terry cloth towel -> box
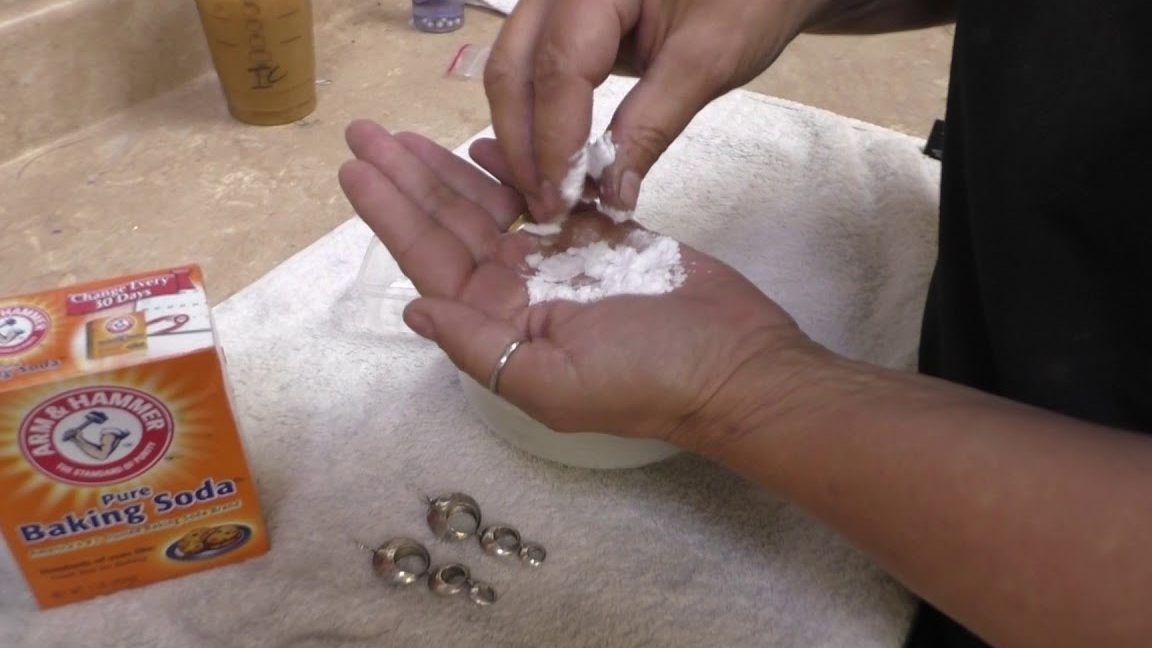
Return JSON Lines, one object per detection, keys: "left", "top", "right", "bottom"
{"left": 0, "top": 76, "right": 940, "bottom": 647}
{"left": 465, "top": 0, "right": 518, "bottom": 14}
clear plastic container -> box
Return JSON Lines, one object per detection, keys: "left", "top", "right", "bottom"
{"left": 354, "top": 239, "right": 419, "bottom": 335}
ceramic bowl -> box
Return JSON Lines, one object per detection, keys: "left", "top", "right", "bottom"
{"left": 459, "top": 372, "right": 680, "bottom": 469}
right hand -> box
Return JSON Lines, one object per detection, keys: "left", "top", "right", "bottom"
{"left": 484, "top": 0, "right": 819, "bottom": 219}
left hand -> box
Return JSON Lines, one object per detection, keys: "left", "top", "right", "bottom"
{"left": 338, "top": 120, "right": 820, "bottom": 450}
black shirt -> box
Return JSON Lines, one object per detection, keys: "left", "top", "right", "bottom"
{"left": 912, "top": 0, "right": 1152, "bottom": 646}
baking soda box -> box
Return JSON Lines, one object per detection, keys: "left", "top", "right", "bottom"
{"left": 0, "top": 266, "right": 268, "bottom": 607}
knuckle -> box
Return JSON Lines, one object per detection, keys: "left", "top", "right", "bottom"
{"left": 422, "top": 183, "right": 453, "bottom": 214}
{"left": 531, "top": 39, "right": 575, "bottom": 87}
{"left": 626, "top": 123, "right": 675, "bottom": 166}
{"left": 372, "top": 137, "right": 407, "bottom": 171}
{"left": 662, "top": 30, "right": 745, "bottom": 94}
{"left": 483, "top": 50, "right": 520, "bottom": 93}
{"left": 679, "top": 46, "right": 736, "bottom": 93}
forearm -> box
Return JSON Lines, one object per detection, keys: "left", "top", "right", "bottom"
{"left": 704, "top": 350, "right": 1152, "bottom": 647}
{"left": 803, "top": 0, "right": 956, "bottom": 34}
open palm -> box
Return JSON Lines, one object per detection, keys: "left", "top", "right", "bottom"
{"left": 338, "top": 121, "right": 810, "bottom": 447}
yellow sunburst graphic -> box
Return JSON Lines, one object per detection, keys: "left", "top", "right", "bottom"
{"left": 0, "top": 365, "right": 219, "bottom": 514}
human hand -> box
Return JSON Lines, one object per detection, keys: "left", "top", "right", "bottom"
{"left": 338, "top": 120, "right": 822, "bottom": 450}
{"left": 484, "top": 0, "right": 817, "bottom": 220}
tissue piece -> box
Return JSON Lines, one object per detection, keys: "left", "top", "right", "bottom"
{"left": 559, "top": 132, "right": 627, "bottom": 222}
{"left": 586, "top": 132, "right": 616, "bottom": 180}
{"left": 559, "top": 147, "right": 590, "bottom": 207}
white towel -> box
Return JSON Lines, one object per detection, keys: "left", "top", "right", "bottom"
{"left": 0, "top": 77, "right": 940, "bottom": 648}
{"left": 465, "top": 0, "right": 518, "bottom": 15}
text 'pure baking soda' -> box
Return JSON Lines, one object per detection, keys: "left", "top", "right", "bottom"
{"left": 0, "top": 266, "right": 268, "bottom": 607}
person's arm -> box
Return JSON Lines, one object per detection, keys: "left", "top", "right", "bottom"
{"left": 806, "top": 0, "right": 956, "bottom": 33}
{"left": 694, "top": 349, "right": 1152, "bottom": 647}
{"left": 342, "top": 123, "right": 1152, "bottom": 647}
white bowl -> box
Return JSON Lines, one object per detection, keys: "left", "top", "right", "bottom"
{"left": 459, "top": 372, "right": 680, "bottom": 469}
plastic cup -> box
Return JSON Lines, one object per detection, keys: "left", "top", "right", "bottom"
{"left": 194, "top": 0, "right": 317, "bottom": 125}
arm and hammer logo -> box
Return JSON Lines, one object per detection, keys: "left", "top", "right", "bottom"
{"left": 104, "top": 317, "right": 137, "bottom": 335}
{"left": 0, "top": 305, "right": 50, "bottom": 356}
{"left": 18, "top": 386, "right": 175, "bottom": 486}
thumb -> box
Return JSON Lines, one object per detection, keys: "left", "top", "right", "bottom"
{"left": 600, "top": 41, "right": 728, "bottom": 213}
{"left": 403, "top": 298, "right": 567, "bottom": 405}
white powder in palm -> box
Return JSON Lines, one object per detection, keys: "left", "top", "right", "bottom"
{"left": 523, "top": 231, "right": 686, "bottom": 304}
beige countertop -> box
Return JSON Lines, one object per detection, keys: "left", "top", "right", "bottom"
{"left": 0, "top": 3, "right": 951, "bottom": 303}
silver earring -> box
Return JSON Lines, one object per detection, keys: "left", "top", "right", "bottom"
{"left": 426, "top": 493, "right": 482, "bottom": 542}
{"left": 427, "top": 563, "right": 471, "bottom": 597}
{"left": 478, "top": 524, "right": 522, "bottom": 557}
{"left": 370, "top": 537, "right": 430, "bottom": 586}
{"left": 466, "top": 579, "right": 498, "bottom": 606}
{"left": 518, "top": 542, "right": 546, "bottom": 567}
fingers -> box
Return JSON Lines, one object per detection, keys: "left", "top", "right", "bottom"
{"left": 404, "top": 298, "right": 570, "bottom": 407}
{"left": 485, "top": 0, "right": 552, "bottom": 211}
{"left": 599, "top": 36, "right": 729, "bottom": 213}
{"left": 338, "top": 159, "right": 472, "bottom": 299}
{"left": 394, "top": 132, "right": 525, "bottom": 230}
{"left": 345, "top": 120, "right": 501, "bottom": 262}
{"left": 487, "top": 0, "right": 641, "bottom": 220}
{"left": 468, "top": 138, "right": 518, "bottom": 188}
{"left": 530, "top": 0, "right": 639, "bottom": 218}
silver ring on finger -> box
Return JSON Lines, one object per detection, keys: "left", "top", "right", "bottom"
{"left": 487, "top": 337, "right": 528, "bottom": 395}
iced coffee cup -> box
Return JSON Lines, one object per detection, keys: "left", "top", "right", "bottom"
{"left": 194, "top": 0, "right": 317, "bottom": 125}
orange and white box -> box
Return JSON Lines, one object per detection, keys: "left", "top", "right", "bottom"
{"left": 0, "top": 265, "right": 268, "bottom": 608}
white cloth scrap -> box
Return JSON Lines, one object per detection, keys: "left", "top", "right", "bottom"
{"left": 0, "top": 77, "right": 940, "bottom": 647}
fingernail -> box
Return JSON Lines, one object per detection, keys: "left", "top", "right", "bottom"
{"left": 406, "top": 312, "right": 435, "bottom": 339}
{"left": 535, "top": 179, "right": 554, "bottom": 212}
{"left": 536, "top": 179, "right": 567, "bottom": 220}
{"left": 619, "top": 170, "right": 641, "bottom": 209}
{"left": 525, "top": 194, "right": 547, "bottom": 219}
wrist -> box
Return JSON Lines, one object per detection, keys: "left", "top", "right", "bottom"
{"left": 680, "top": 341, "right": 881, "bottom": 470}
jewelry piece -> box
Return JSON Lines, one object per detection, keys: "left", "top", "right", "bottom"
{"left": 507, "top": 213, "right": 530, "bottom": 233}
{"left": 371, "top": 537, "right": 431, "bottom": 586}
{"left": 518, "top": 542, "right": 547, "bottom": 567}
{"left": 426, "top": 493, "right": 482, "bottom": 542}
{"left": 487, "top": 338, "right": 527, "bottom": 394}
{"left": 427, "top": 563, "right": 471, "bottom": 597}
{"left": 467, "top": 579, "right": 498, "bottom": 606}
{"left": 478, "top": 525, "right": 522, "bottom": 558}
